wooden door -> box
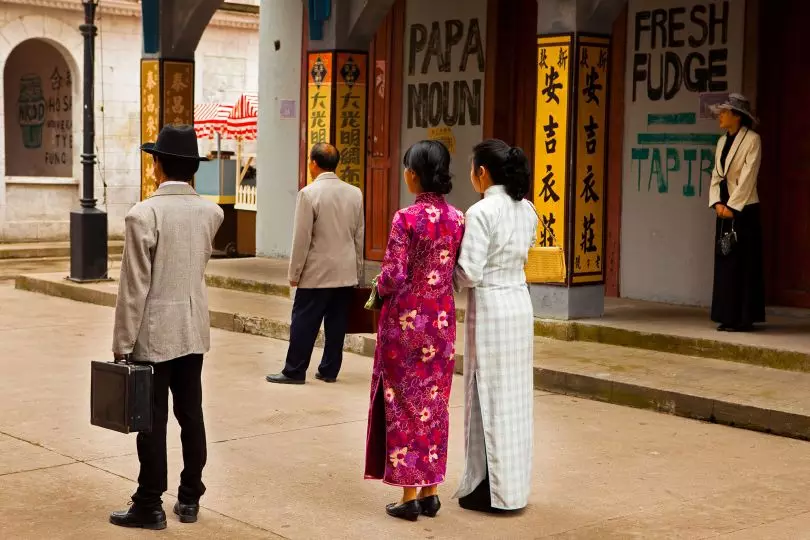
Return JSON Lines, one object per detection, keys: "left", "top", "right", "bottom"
{"left": 758, "top": 0, "right": 810, "bottom": 307}
{"left": 364, "top": 0, "right": 405, "bottom": 261}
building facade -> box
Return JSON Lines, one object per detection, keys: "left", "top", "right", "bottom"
{"left": 0, "top": 0, "right": 258, "bottom": 242}
{"left": 249, "top": 0, "right": 810, "bottom": 316}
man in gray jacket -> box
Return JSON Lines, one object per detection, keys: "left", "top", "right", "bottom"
{"left": 109, "top": 125, "right": 223, "bottom": 530}
{"left": 266, "top": 143, "right": 364, "bottom": 385}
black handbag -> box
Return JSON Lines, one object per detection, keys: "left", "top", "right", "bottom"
{"left": 91, "top": 357, "right": 153, "bottom": 434}
{"left": 718, "top": 219, "right": 737, "bottom": 256}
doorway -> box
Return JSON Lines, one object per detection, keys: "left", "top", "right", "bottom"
{"left": 758, "top": 0, "right": 810, "bottom": 308}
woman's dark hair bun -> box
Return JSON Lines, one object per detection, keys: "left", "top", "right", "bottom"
{"left": 472, "top": 139, "right": 531, "bottom": 201}
{"left": 403, "top": 140, "right": 453, "bottom": 195}
{"left": 431, "top": 170, "right": 453, "bottom": 195}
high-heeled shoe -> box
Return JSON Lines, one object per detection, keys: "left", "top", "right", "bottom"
{"left": 419, "top": 495, "right": 441, "bottom": 517}
{"left": 385, "top": 499, "right": 421, "bottom": 522}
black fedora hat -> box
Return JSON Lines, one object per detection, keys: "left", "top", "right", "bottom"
{"left": 141, "top": 124, "right": 209, "bottom": 161}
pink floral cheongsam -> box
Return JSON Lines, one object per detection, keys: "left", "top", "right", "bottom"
{"left": 364, "top": 192, "right": 465, "bottom": 487}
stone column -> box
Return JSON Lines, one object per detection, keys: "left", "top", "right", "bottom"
{"left": 305, "top": 0, "right": 370, "bottom": 193}
{"left": 529, "top": 0, "right": 623, "bottom": 319}
{"left": 254, "top": 0, "right": 304, "bottom": 257}
{"left": 139, "top": 0, "right": 199, "bottom": 200}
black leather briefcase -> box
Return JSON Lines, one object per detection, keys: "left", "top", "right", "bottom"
{"left": 90, "top": 359, "right": 153, "bottom": 434}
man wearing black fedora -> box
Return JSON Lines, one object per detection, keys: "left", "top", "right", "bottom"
{"left": 110, "top": 125, "right": 224, "bottom": 530}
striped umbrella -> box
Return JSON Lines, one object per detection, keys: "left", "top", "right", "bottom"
{"left": 226, "top": 93, "right": 259, "bottom": 141}
{"left": 193, "top": 103, "right": 232, "bottom": 139}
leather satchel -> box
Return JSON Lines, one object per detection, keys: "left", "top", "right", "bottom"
{"left": 90, "top": 357, "right": 153, "bottom": 434}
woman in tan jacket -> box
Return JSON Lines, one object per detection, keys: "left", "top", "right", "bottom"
{"left": 708, "top": 94, "right": 765, "bottom": 332}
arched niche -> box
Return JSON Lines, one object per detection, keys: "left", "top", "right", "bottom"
{"left": 4, "top": 38, "right": 74, "bottom": 177}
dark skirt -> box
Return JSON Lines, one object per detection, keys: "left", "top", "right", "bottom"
{"left": 711, "top": 203, "right": 766, "bottom": 328}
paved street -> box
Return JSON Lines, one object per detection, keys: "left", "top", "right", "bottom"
{"left": 2, "top": 283, "right": 810, "bottom": 539}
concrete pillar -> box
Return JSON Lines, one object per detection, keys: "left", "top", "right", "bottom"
{"left": 255, "top": 0, "right": 304, "bottom": 257}
{"left": 139, "top": 0, "right": 220, "bottom": 199}
{"left": 529, "top": 0, "right": 623, "bottom": 319}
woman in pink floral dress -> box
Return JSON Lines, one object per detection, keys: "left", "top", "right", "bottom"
{"left": 364, "top": 140, "right": 465, "bottom": 522}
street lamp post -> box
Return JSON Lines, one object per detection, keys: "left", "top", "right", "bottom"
{"left": 69, "top": 0, "right": 108, "bottom": 282}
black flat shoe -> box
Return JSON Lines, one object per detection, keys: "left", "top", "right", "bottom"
{"left": 385, "top": 499, "right": 421, "bottom": 522}
{"left": 265, "top": 373, "right": 305, "bottom": 385}
{"left": 717, "top": 324, "right": 728, "bottom": 332}
{"left": 174, "top": 501, "right": 200, "bottom": 523}
{"left": 315, "top": 372, "right": 337, "bottom": 383}
{"left": 110, "top": 504, "right": 167, "bottom": 530}
{"left": 419, "top": 495, "right": 441, "bottom": 517}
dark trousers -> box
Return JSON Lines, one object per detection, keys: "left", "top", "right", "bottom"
{"left": 132, "top": 354, "right": 207, "bottom": 509}
{"left": 282, "top": 287, "right": 352, "bottom": 381}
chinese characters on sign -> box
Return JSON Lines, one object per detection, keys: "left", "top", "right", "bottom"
{"left": 163, "top": 61, "right": 194, "bottom": 126}
{"left": 335, "top": 53, "right": 367, "bottom": 191}
{"left": 306, "top": 52, "right": 333, "bottom": 183}
{"left": 140, "top": 60, "right": 160, "bottom": 200}
{"left": 532, "top": 35, "right": 572, "bottom": 277}
{"left": 572, "top": 37, "right": 609, "bottom": 284}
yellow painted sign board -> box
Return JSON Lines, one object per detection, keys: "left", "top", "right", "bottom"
{"left": 335, "top": 53, "right": 367, "bottom": 192}
{"left": 533, "top": 35, "right": 573, "bottom": 283}
{"left": 572, "top": 37, "right": 609, "bottom": 284}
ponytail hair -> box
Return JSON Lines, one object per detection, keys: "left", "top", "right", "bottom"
{"left": 472, "top": 139, "right": 530, "bottom": 201}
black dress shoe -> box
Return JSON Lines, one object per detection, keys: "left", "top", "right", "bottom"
{"left": 419, "top": 495, "right": 441, "bottom": 517}
{"left": 717, "top": 324, "right": 728, "bottom": 332}
{"left": 110, "top": 504, "right": 167, "bottom": 530}
{"left": 174, "top": 501, "right": 200, "bottom": 523}
{"left": 385, "top": 499, "right": 421, "bottom": 522}
{"left": 266, "top": 373, "right": 305, "bottom": 385}
{"left": 315, "top": 372, "right": 337, "bottom": 383}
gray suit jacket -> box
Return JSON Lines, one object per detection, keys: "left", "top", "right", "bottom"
{"left": 288, "top": 172, "right": 364, "bottom": 289}
{"left": 113, "top": 182, "right": 224, "bottom": 363}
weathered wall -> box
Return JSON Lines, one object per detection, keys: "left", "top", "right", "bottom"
{"left": 4, "top": 39, "right": 73, "bottom": 178}
{"left": 0, "top": 4, "right": 258, "bottom": 242}
{"left": 399, "top": 0, "right": 486, "bottom": 211}
{"left": 620, "top": 0, "right": 746, "bottom": 306}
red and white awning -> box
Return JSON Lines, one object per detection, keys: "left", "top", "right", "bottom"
{"left": 225, "top": 93, "right": 258, "bottom": 141}
{"left": 194, "top": 103, "right": 232, "bottom": 139}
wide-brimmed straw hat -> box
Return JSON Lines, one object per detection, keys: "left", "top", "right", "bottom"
{"left": 141, "top": 124, "right": 208, "bottom": 161}
{"left": 710, "top": 93, "right": 758, "bottom": 124}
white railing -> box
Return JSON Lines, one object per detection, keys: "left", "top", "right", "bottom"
{"left": 235, "top": 184, "right": 257, "bottom": 211}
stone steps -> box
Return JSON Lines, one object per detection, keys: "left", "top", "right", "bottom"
{"left": 15, "top": 271, "right": 810, "bottom": 442}
{"left": 0, "top": 241, "right": 124, "bottom": 260}
{"left": 0, "top": 255, "right": 122, "bottom": 282}
{"left": 202, "top": 261, "right": 810, "bottom": 374}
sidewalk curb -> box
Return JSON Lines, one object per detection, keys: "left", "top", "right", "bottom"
{"left": 203, "top": 272, "right": 809, "bottom": 372}
{"left": 534, "top": 368, "right": 810, "bottom": 442}
{"left": 0, "top": 242, "right": 124, "bottom": 260}
{"left": 14, "top": 273, "right": 810, "bottom": 442}
{"left": 533, "top": 320, "right": 810, "bottom": 373}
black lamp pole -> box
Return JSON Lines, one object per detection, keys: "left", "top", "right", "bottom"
{"left": 69, "top": 0, "right": 108, "bottom": 282}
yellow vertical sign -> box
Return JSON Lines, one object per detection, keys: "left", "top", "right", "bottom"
{"left": 572, "top": 36, "right": 609, "bottom": 284}
{"left": 533, "top": 35, "right": 572, "bottom": 284}
{"left": 140, "top": 59, "right": 160, "bottom": 200}
{"left": 306, "top": 52, "right": 333, "bottom": 184}
{"left": 335, "top": 53, "right": 367, "bottom": 192}
{"left": 163, "top": 61, "right": 194, "bottom": 126}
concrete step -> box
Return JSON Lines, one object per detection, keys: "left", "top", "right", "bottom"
{"left": 201, "top": 260, "right": 810, "bottom": 373}
{"left": 0, "top": 256, "right": 122, "bottom": 282}
{"left": 0, "top": 241, "right": 124, "bottom": 260}
{"left": 14, "top": 271, "right": 810, "bottom": 443}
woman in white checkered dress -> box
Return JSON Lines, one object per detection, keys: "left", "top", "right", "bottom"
{"left": 453, "top": 139, "right": 538, "bottom": 512}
